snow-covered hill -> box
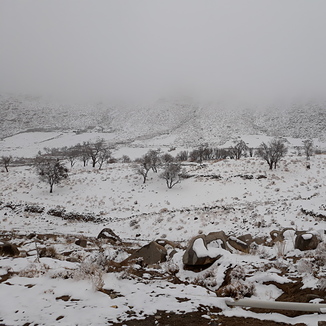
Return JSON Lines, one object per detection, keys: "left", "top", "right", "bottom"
{"left": 1, "top": 152, "right": 326, "bottom": 325}
{"left": 1, "top": 94, "right": 326, "bottom": 146}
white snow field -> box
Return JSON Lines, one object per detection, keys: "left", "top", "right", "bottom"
{"left": 1, "top": 135, "right": 326, "bottom": 325}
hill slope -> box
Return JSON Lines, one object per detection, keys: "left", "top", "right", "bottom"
{"left": 1, "top": 94, "right": 326, "bottom": 145}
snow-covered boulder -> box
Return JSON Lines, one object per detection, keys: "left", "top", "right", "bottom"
{"left": 183, "top": 231, "right": 230, "bottom": 266}
{"left": 295, "top": 232, "right": 320, "bottom": 251}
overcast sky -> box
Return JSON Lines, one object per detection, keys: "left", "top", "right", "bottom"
{"left": 1, "top": 0, "right": 326, "bottom": 105}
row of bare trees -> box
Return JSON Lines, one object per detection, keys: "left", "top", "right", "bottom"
{"left": 42, "top": 138, "right": 113, "bottom": 169}
{"left": 0, "top": 138, "right": 316, "bottom": 193}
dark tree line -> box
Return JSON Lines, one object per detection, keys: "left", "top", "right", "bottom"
{"left": 2, "top": 137, "right": 316, "bottom": 192}
{"left": 42, "top": 138, "right": 113, "bottom": 169}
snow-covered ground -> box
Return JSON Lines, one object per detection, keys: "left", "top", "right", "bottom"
{"left": 1, "top": 135, "right": 326, "bottom": 325}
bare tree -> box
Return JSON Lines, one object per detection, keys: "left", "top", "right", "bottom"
{"left": 302, "top": 139, "right": 314, "bottom": 160}
{"left": 229, "top": 140, "right": 248, "bottom": 160}
{"left": 35, "top": 157, "right": 68, "bottom": 193}
{"left": 83, "top": 138, "right": 112, "bottom": 168}
{"left": 256, "top": 138, "right": 288, "bottom": 170}
{"left": 1, "top": 155, "right": 12, "bottom": 172}
{"left": 135, "top": 154, "right": 153, "bottom": 183}
{"left": 62, "top": 145, "right": 80, "bottom": 167}
{"left": 161, "top": 153, "right": 174, "bottom": 164}
{"left": 98, "top": 147, "right": 111, "bottom": 170}
{"left": 87, "top": 139, "right": 105, "bottom": 168}
{"left": 121, "top": 155, "right": 131, "bottom": 163}
{"left": 160, "top": 163, "right": 182, "bottom": 189}
{"left": 147, "top": 149, "right": 161, "bottom": 172}
{"left": 176, "top": 150, "right": 188, "bottom": 162}
{"left": 79, "top": 142, "right": 90, "bottom": 167}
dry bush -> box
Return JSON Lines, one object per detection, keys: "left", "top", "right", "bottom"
{"left": 194, "top": 269, "right": 218, "bottom": 289}
{"left": 313, "top": 242, "right": 326, "bottom": 267}
{"left": 297, "top": 259, "right": 314, "bottom": 274}
{"left": 19, "top": 263, "right": 50, "bottom": 278}
{"left": 163, "top": 261, "right": 180, "bottom": 275}
{"left": 216, "top": 281, "right": 255, "bottom": 299}
{"left": 317, "top": 278, "right": 326, "bottom": 291}
{"left": 73, "top": 261, "right": 104, "bottom": 291}
{"left": 39, "top": 246, "right": 57, "bottom": 258}
{"left": 50, "top": 268, "right": 75, "bottom": 279}
{"left": 230, "top": 265, "right": 246, "bottom": 281}
{"left": 216, "top": 264, "right": 255, "bottom": 299}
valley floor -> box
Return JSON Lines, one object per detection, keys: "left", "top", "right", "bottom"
{"left": 1, "top": 153, "right": 326, "bottom": 325}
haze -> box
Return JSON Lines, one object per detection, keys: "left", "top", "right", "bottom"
{"left": 1, "top": 0, "right": 326, "bottom": 105}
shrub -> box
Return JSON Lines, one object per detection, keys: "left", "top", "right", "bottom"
{"left": 73, "top": 262, "right": 104, "bottom": 291}
{"left": 216, "top": 281, "right": 255, "bottom": 299}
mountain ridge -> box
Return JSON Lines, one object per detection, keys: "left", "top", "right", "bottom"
{"left": 1, "top": 94, "right": 325, "bottom": 145}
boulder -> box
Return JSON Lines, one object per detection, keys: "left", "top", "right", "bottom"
{"left": 237, "top": 234, "right": 253, "bottom": 244}
{"left": 270, "top": 230, "right": 284, "bottom": 242}
{"left": 253, "top": 236, "right": 267, "bottom": 245}
{"left": 123, "top": 241, "right": 167, "bottom": 266}
{"left": 75, "top": 239, "right": 87, "bottom": 248}
{"left": 228, "top": 236, "right": 250, "bottom": 253}
{"left": 155, "top": 239, "right": 179, "bottom": 249}
{"left": 183, "top": 232, "right": 230, "bottom": 266}
{"left": 0, "top": 242, "right": 20, "bottom": 257}
{"left": 205, "top": 231, "right": 230, "bottom": 250}
{"left": 295, "top": 232, "right": 320, "bottom": 251}
{"left": 270, "top": 228, "right": 295, "bottom": 243}
{"left": 97, "top": 228, "right": 121, "bottom": 244}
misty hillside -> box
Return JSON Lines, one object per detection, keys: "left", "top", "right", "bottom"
{"left": 1, "top": 94, "right": 326, "bottom": 145}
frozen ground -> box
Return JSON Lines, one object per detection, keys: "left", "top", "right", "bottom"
{"left": 1, "top": 136, "right": 326, "bottom": 325}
